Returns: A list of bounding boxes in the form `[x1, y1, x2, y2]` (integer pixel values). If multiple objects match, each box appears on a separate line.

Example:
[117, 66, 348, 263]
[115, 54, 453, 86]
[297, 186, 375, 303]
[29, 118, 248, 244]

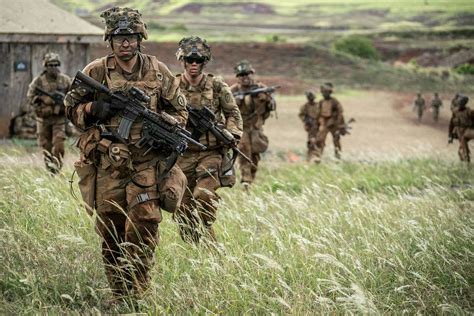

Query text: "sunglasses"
[111, 35, 139, 45]
[46, 63, 60, 68]
[236, 72, 251, 77]
[184, 56, 206, 64]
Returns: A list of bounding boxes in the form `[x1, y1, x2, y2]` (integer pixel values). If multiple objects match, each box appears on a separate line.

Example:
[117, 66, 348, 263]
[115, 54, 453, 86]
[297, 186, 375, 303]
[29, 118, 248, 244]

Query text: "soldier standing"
[448, 95, 474, 162]
[64, 7, 188, 299]
[230, 60, 276, 190]
[298, 91, 320, 162]
[430, 92, 443, 122]
[314, 83, 346, 162]
[413, 93, 426, 123]
[27, 53, 71, 173]
[174, 36, 243, 244]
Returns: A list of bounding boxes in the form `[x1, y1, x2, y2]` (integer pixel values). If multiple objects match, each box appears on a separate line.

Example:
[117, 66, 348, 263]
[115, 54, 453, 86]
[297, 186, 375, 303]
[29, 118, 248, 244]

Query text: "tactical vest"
[454, 109, 474, 128]
[177, 73, 224, 149]
[319, 98, 338, 118]
[304, 102, 319, 119]
[36, 73, 70, 117]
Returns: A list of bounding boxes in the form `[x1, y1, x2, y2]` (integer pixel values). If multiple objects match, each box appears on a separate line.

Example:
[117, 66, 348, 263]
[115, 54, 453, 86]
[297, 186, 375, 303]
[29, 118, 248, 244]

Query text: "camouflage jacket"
[414, 97, 426, 108]
[27, 72, 71, 118]
[230, 81, 275, 131]
[449, 107, 474, 136]
[177, 73, 242, 149]
[317, 97, 345, 128]
[430, 97, 442, 109]
[64, 52, 188, 161]
[298, 101, 319, 130]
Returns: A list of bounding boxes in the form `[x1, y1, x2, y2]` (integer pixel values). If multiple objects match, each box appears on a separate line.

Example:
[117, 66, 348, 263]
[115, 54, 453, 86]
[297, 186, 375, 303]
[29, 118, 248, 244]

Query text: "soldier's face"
[183, 56, 206, 78]
[45, 63, 60, 77]
[321, 89, 331, 99]
[237, 73, 253, 86]
[111, 35, 139, 61]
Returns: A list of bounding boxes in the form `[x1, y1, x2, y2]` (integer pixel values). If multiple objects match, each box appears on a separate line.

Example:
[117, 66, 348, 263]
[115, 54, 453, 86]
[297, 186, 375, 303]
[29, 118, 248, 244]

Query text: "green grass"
[1, 150, 473, 313]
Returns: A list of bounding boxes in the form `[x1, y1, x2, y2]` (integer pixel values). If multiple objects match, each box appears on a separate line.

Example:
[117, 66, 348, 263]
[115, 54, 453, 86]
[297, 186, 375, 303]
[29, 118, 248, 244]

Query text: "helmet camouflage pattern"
[100, 7, 148, 41]
[320, 82, 333, 92]
[234, 60, 255, 76]
[305, 91, 315, 99]
[176, 36, 211, 61]
[42, 52, 61, 66]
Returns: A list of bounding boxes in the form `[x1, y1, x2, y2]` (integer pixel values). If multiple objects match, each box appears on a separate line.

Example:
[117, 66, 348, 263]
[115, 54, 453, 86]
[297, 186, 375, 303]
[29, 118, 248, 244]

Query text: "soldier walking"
[448, 95, 474, 162]
[230, 60, 276, 190]
[314, 83, 346, 162]
[430, 92, 443, 122]
[298, 91, 320, 162]
[64, 7, 188, 300]
[27, 53, 71, 174]
[413, 93, 426, 123]
[174, 36, 243, 244]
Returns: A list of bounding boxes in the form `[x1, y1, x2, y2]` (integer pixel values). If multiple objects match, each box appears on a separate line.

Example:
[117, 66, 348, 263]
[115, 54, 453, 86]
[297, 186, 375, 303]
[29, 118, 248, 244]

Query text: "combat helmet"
[234, 60, 255, 76]
[100, 7, 148, 41]
[42, 52, 61, 66]
[320, 82, 333, 92]
[305, 91, 315, 100]
[176, 36, 211, 61]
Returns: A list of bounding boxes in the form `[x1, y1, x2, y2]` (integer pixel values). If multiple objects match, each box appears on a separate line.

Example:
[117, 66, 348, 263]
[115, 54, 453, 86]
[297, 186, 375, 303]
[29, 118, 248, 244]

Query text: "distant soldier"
[230, 60, 276, 189]
[27, 52, 71, 173]
[314, 83, 346, 162]
[174, 36, 243, 243]
[430, 92, 443, 122]
[413, 93, 426, 123]
[448, 95, 474, 162]
[298, 91, 320, 161]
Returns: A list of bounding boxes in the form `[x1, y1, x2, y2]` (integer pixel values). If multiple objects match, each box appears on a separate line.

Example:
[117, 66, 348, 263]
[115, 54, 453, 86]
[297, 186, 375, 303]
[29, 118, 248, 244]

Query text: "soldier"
[448, 95, 474, 162]
[230, 60, 276, 189]
[413, 93, 426, 123]
[313, 83, 346, 162]
[64, 7, 188, 299]
[174, 36, 243, 244]
[298, 91, 320, 162]
[430, 92, 443, 122]
[27, 52, 71, 173]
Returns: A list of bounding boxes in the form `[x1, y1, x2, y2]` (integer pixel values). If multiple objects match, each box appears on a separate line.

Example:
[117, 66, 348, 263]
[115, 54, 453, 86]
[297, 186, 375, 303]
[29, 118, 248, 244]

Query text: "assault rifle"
[71, 71, 205, 158]
[232, 85, 280, 100]
[337, 117, 356, 136]
[35, 87, 65, 105]
[186, 105, 255, 166]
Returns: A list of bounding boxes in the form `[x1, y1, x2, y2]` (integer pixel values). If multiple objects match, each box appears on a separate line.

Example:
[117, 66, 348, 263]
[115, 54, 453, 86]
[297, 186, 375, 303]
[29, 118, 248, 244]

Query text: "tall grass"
[1, 151, 472, 313]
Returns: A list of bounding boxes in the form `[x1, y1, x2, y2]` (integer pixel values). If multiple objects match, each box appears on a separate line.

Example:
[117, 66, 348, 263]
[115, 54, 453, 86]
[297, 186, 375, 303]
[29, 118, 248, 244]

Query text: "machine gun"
[232, 85, 280, 100]
[34, 87, 65, 105]
[71, 71, 206, 159]
[186, 105, 255, 167]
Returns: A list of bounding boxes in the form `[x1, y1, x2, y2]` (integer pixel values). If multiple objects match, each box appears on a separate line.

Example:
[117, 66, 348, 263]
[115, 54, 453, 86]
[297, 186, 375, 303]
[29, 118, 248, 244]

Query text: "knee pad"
[158, 165, 187, 213]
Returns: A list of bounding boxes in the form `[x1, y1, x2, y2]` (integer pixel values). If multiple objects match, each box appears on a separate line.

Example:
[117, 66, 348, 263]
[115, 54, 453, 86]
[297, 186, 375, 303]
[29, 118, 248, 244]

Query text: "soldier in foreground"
[298, 91, 320, 162]
[64, 7, 188, 300]
[27, 52, 71, 173]
[448, 95, 474, 162]
[430, 92, 443, 122]
[230, 60, 276, 189]
[174, 36, 243, 244]
[413, 93, 426, 123]
[313, 83, 346, 162]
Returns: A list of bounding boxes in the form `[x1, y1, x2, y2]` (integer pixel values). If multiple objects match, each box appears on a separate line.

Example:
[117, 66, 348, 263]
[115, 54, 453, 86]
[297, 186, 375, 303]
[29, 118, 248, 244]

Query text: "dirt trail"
[265, 91, 456, 162]
[1, 91, 459, 167]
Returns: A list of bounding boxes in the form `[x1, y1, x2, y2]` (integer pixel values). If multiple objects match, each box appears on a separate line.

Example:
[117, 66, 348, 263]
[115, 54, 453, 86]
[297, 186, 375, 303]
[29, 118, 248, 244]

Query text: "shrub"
[334, 36, 380, 60]
[454, 63, 474, 75]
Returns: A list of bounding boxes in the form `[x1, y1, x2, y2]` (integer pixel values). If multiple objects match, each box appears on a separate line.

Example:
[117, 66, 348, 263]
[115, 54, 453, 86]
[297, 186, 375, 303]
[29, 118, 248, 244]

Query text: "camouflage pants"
[306, 127, 319, 162]
[94, 159, 163, 297]
[432, 108, 440, 122]
[36, 116, 66, 173]
[458, 128, 474, 162]
[238, 132, 261, 184]
[175, 150, 222, 244]
[314, 125, 341, 161]
[417, 108, 424, 122]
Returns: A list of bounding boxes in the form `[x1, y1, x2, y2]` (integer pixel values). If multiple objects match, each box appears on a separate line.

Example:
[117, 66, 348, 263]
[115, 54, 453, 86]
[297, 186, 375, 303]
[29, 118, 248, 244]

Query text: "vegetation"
[1, 149, 473, 313]
[334, 36, 380, 60]
[454, 63, 474, 75]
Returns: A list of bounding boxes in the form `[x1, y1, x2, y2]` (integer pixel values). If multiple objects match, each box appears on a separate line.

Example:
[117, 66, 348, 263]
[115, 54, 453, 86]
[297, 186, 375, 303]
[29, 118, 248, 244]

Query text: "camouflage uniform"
[430, 93, 443, 122]
[174, 36, 243, 243]
[449, 95, 474, 162]
[314, 83, 345, 162]
[230, 60, 275, 186]
[64, 7, 188, 297]
[414, 93, 426, 122]
[27, 53, 71, 173]
[298, 91, 320, 161]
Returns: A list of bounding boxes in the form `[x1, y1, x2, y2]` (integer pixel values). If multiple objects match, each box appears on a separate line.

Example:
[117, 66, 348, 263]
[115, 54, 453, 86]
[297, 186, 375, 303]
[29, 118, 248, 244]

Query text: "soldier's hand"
[90, 99, 125, 121]
[39, 95, 55, 105]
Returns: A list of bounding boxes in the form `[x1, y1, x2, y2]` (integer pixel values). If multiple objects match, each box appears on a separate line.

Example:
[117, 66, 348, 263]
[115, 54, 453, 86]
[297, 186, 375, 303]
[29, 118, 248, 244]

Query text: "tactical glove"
[90, 99, 125, 121]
